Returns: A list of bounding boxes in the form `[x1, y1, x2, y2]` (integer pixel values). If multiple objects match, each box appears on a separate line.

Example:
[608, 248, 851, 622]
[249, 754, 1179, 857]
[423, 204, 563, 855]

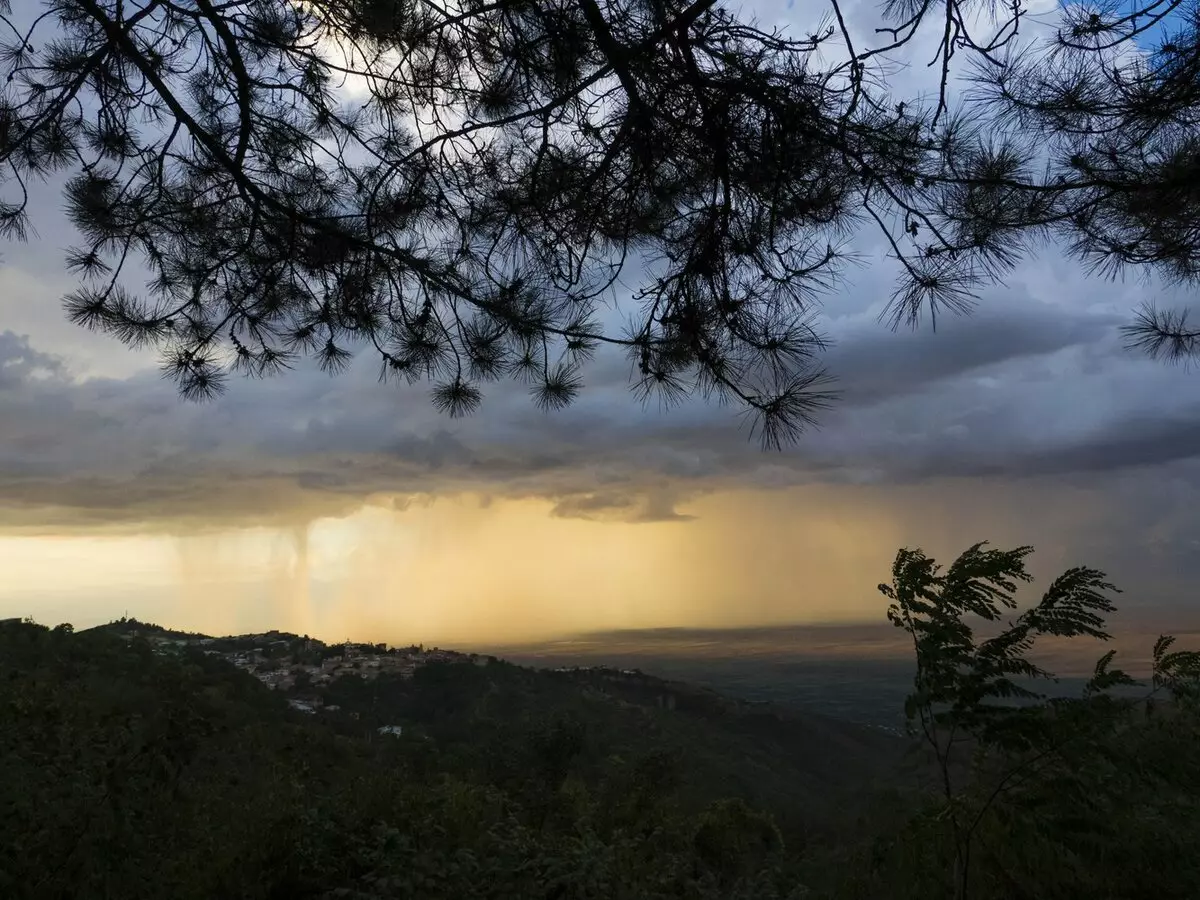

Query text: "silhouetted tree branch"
[1, 0, 1198, 445]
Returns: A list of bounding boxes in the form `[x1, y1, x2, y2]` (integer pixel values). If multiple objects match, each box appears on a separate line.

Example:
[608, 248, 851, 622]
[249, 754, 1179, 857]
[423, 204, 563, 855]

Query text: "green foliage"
[881, 542, 1126, 750]
[692, 798, 785, 884]
[0, 619, 828, 900]
[871, 541, 1200, 900]
[5, 541, 1199, 900]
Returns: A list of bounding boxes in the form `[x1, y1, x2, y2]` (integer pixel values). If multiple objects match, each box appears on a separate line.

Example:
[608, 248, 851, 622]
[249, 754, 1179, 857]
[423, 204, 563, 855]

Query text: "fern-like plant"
[881, 541, 1200, 900]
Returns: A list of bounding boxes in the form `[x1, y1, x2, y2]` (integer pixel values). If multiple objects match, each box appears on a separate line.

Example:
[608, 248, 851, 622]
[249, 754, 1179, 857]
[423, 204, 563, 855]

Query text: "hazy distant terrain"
[493, 626, 915, 729]
[488, 620, 1200, 730]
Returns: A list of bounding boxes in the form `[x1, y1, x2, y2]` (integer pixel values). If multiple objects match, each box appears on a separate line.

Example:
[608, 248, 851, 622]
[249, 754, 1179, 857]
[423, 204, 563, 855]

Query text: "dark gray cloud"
[0, 332, 65, 388]
[825, 295, 1124, 406]
[0, 266, 1195, 535]
[905, 410, 1200, 479]
[549, 487, 698, 524]
[0, 0, 1197, 545]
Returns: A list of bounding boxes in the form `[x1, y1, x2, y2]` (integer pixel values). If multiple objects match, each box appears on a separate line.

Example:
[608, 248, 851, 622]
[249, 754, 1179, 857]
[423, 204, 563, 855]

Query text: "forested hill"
[0, 617, 914, 900]
[90, 617, 910, 824]
[7, 611, 1198, 900]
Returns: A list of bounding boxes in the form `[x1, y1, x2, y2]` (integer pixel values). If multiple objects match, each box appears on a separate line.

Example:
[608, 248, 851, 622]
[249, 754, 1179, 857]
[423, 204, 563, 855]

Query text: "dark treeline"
[2, 542, 1199, 899]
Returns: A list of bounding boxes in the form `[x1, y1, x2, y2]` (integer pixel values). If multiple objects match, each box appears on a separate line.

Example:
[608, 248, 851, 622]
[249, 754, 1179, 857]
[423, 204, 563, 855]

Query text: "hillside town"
[218, 637, 491, 692]
[109, 620, 492, 697]
[100, 619, 695, 719]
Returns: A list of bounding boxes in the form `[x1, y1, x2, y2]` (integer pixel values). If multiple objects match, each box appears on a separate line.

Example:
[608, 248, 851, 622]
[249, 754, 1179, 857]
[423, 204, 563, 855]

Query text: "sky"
[2, 0, 1199, 651]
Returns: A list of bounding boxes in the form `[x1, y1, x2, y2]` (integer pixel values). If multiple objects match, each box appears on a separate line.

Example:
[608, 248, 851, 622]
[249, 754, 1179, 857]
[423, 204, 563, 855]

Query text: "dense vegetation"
[2, 542, 1199, 899]
[869, 542, 1200, 900]
[0, 618, 899, 900]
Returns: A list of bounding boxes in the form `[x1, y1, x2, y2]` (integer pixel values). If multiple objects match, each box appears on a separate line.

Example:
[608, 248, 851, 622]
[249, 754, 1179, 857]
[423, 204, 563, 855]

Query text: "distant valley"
[486, 619, 1200, 730]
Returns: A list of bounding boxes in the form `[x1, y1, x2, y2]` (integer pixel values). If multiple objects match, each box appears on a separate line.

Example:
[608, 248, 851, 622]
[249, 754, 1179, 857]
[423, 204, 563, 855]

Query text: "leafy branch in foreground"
[881, 541, 1200, 900]
[2, 0, 1199, 443]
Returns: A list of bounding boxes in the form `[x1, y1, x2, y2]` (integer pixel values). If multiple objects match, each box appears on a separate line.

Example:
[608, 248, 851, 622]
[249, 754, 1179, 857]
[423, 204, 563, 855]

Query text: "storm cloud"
[0, 260, 1196, 531]
[2, 0, 1199, 645]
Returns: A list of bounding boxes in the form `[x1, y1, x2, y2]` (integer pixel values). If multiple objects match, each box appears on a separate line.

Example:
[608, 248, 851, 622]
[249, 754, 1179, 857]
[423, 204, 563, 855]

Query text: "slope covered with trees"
[3, 542, 1199, 899]
[0, 616, 904, 900]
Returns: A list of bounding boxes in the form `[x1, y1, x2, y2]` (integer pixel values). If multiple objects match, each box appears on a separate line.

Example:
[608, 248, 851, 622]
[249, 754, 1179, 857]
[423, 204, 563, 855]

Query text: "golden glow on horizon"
[0, 482, 1169, 648]
[0, 489, 900, 644]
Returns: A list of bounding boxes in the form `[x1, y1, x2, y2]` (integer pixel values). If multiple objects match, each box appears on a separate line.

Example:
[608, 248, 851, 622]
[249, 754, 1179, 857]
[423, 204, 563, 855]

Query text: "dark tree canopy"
[1, 0, 1197, 445]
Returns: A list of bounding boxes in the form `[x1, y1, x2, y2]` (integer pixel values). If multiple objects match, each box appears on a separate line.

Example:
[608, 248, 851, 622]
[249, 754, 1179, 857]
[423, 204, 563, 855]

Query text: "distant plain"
[485, 618, 1200, 729]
